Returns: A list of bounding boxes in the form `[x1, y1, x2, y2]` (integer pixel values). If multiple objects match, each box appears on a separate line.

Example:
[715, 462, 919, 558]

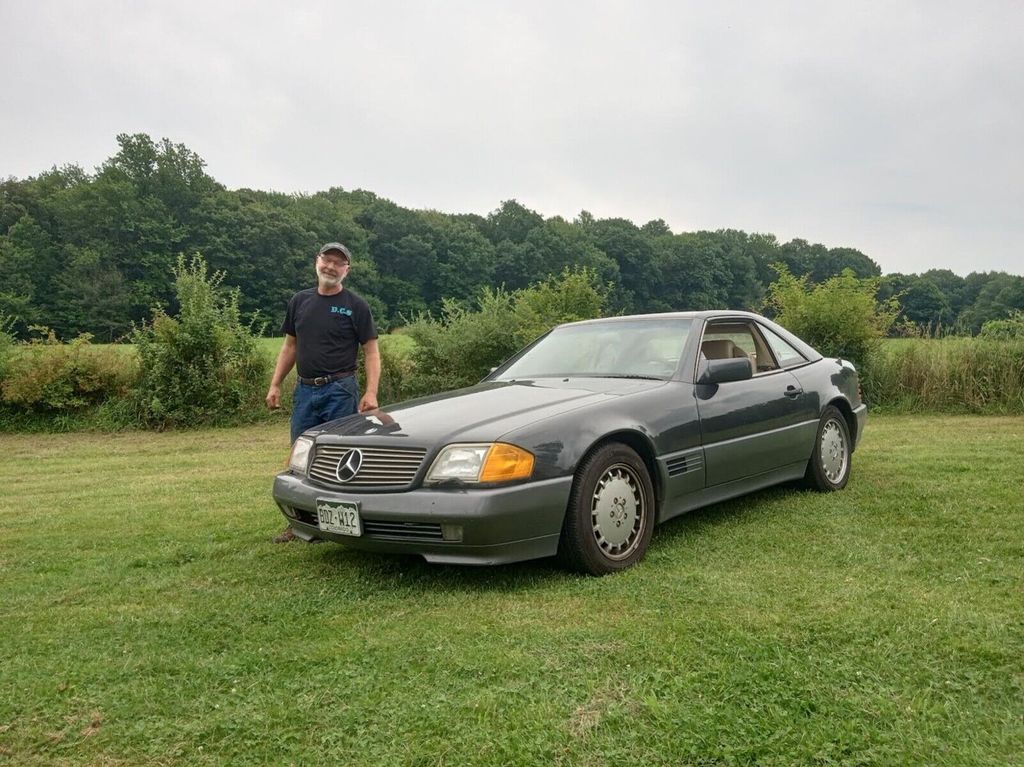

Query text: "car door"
[695, 319, 819, 486]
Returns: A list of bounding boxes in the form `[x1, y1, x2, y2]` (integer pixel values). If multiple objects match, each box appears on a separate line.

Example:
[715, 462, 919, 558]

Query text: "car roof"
[557, 310, 766, 328]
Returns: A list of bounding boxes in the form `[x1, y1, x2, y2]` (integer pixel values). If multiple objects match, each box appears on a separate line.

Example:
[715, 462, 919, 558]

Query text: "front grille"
[308, 445, 428, 489]
[362, 520, 444, 540]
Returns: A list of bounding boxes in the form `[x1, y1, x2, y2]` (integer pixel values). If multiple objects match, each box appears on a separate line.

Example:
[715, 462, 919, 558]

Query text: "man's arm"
[265, 334, 297, 409]
[359, 338, 381, 412]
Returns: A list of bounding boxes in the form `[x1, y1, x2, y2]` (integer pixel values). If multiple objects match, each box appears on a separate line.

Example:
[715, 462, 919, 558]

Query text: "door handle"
[784, 385, 803, 398]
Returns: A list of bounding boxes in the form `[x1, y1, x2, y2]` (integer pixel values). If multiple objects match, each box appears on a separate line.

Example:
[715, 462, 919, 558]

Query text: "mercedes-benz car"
[272, 311, 866, 575]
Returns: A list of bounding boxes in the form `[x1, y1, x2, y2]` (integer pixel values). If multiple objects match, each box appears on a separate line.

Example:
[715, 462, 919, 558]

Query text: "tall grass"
[864, 337, 1024, 413]
[6, 334, 1024, 430]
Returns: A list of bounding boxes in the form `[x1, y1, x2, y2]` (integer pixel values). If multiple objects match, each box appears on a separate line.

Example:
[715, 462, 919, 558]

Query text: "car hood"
[309, 377, 665, 446]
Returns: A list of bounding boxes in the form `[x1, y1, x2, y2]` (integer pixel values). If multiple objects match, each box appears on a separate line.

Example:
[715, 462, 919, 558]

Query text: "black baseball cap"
[317, 242, 352, 263]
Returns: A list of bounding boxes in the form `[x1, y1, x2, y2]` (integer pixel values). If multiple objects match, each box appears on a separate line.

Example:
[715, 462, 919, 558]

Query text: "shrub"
[765, 265, 899, 369]
[374, 335, 417, 406]
[131, 254, 267, 428]
[0, 312, 15, 383]
[402, 289, 521, 399]
[402, 268, 607, 398]
[979, 310, 1024, 340]
[512, 268, 609, 346]
[0, 328, 135, 412]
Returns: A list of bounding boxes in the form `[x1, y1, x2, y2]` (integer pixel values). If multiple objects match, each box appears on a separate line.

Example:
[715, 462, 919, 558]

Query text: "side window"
[759, 325, 807, 368]
[701, 322, 777, 373]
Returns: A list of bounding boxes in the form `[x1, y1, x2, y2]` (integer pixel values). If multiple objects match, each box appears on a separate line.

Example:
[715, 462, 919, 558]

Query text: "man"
[266, 241, 381, 543]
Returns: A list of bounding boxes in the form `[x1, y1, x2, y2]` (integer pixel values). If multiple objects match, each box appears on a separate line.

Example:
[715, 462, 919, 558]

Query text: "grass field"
[1, 416, 1022, 765]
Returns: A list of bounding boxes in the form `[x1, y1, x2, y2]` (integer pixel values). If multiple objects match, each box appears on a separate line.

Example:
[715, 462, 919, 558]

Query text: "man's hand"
[267, 336, 296, 410]
[266, 384, 282, 409]
[359, 339, 382, 414]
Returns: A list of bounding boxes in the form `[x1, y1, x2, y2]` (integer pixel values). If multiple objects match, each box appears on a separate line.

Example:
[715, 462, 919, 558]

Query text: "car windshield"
[495, 318, 693, 380]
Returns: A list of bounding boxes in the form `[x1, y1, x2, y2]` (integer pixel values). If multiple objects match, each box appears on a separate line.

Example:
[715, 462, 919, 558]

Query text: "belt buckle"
[314, 376, 327, 386]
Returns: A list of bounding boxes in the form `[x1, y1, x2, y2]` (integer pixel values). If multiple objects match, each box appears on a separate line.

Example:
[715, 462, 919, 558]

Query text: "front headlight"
[288, 436, 314, 474]
[426, 443, 534, 484]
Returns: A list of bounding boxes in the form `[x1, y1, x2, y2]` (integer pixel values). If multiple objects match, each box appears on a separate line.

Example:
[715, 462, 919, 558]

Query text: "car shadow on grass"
[651, 483, 803, 548]
[307, 543, 574, 593]
[296, 482, 808, 591]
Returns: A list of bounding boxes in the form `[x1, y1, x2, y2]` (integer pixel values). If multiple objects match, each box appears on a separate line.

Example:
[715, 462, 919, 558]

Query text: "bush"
[765, 265, 898, 369]
[0, 312, 15, 383]
[402, 268, 607, 398]
[131, 254, 267, 428]
[512, 268, 609, 346]
[373, 335, 417, 406]
[402, 289, 521, 399]
[979, 310, 1024, 340]
[0, 329, 135, 412]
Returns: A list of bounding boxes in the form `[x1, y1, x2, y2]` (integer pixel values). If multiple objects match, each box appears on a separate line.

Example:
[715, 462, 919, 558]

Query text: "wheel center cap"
[595, 477, 637, 547]
[611, 496, 627, 526]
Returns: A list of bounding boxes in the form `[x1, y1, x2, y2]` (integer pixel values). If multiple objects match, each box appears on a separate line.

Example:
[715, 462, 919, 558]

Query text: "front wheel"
[559, 443, 656, 575]
[803, 406, 851, 491]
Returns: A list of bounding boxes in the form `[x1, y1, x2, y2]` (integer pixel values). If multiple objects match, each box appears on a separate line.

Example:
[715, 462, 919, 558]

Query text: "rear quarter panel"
[789, 357, 865, 444]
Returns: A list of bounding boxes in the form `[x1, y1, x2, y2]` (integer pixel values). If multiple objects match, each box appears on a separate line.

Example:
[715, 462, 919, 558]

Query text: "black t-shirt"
[280, 288, 378, 378]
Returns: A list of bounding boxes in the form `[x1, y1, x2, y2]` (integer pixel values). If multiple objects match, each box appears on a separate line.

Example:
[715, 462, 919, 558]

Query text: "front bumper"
[272, 472, 573, 565]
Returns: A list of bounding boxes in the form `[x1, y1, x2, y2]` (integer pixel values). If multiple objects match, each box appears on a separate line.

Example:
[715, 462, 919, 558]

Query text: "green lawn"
[1, 416, 1021, 765]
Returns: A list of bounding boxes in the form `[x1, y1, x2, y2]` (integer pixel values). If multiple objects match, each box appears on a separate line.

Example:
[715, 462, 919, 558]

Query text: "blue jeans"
[291, 376, 359, 443]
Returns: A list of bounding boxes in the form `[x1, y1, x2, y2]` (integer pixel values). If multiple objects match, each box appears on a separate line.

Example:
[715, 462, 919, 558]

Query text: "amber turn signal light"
[479, 443, 534, 482]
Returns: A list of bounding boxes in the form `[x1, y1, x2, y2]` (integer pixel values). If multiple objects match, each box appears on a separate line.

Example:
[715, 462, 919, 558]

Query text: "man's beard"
[316, 266, 342, 288]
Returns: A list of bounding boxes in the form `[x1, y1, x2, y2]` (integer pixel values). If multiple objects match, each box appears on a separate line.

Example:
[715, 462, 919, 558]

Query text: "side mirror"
[698, 357, 753, 385]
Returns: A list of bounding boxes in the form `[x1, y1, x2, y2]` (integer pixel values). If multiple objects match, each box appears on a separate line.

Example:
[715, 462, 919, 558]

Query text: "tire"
[559, 443, 656, 575]
[803, 405, 852, 491]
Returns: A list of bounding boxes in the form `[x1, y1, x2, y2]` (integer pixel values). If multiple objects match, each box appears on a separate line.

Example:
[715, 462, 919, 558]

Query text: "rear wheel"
[559, 443, 655, 575]
[803, 406, 851, 491]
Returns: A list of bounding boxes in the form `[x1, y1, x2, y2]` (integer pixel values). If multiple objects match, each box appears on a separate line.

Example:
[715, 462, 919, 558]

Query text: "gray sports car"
[273, 311, 866, 574]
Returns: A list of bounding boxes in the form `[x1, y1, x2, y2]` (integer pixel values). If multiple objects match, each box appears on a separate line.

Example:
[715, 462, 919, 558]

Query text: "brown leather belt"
[297, 371, 355, 386]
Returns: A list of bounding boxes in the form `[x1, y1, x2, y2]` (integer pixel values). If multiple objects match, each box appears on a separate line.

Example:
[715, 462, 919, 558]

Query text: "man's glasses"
[318, 254, 349, 267]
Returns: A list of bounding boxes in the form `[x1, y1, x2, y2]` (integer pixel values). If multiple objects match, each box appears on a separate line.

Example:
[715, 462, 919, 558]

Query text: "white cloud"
[1, 0, 1021, 274]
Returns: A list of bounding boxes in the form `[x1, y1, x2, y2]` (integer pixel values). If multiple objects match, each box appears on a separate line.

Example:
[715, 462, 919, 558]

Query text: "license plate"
[316, 499, 361, 537]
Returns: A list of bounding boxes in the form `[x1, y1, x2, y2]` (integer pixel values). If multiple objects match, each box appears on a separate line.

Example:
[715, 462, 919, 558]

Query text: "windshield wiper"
[588, 374, 665, 380]
[495, 373, 666, 382]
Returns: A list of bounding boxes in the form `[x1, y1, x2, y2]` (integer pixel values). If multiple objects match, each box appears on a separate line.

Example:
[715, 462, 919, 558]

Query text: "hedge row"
[2, 265, 1022, 432]
[0, 265, 608, 432]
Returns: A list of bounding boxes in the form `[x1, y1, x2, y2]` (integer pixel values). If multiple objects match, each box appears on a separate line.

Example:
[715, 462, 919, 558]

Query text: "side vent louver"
[666, 453, 704, 477]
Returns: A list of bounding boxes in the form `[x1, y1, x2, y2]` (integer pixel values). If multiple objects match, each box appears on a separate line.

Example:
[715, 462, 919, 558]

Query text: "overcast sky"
[2, 1, 1021, 276]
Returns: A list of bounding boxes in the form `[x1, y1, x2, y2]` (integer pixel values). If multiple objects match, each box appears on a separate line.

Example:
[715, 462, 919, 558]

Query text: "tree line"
[2, 133, 1021, 341]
